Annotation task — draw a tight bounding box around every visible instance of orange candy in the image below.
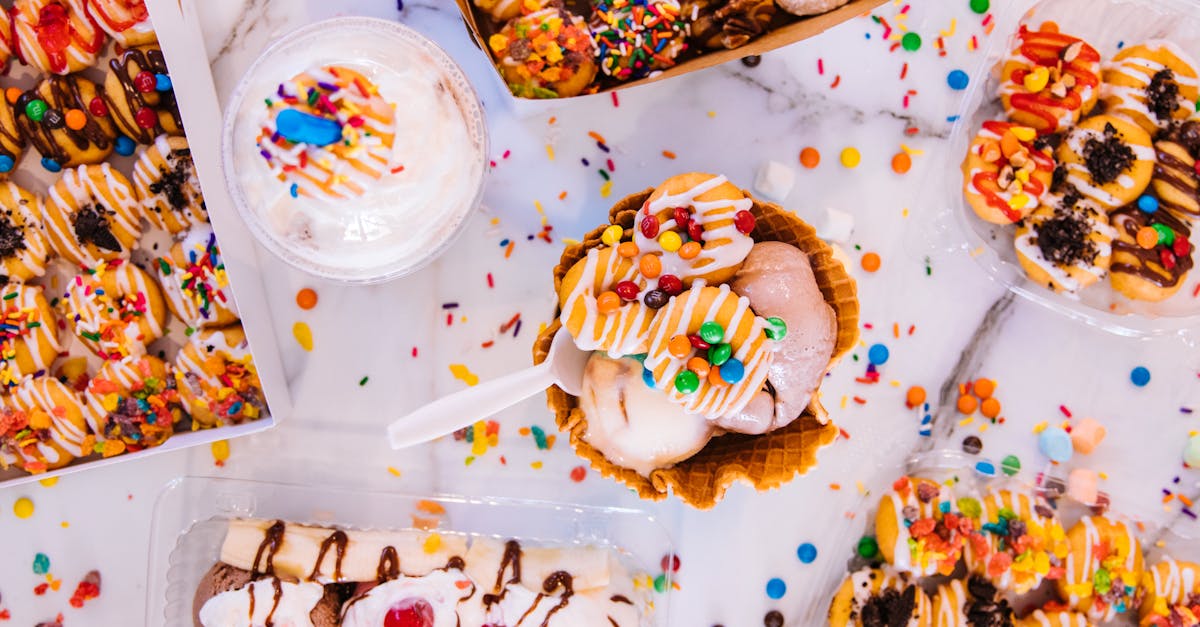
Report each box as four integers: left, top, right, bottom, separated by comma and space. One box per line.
957, 394, 978, 415
1136, 226, 1158, 249
295, 288, 318, 310
973, 378, 995, 399
1000, 131, 1022, 158
687, 357, 710, 378
64, 109, 87, 131
617, 242, 639, 257
891, 152, 912, 174
5, 88, 20, 105
596, 291, 620, 314
708, 367, 728, 386
800, 147, 820, 168
906, 385, 926, 409
861, 252, 881, 273
678, 241, 701, 260
980, 397, 1001, 419
639, 254, 662, 279
668, 334, 692, 359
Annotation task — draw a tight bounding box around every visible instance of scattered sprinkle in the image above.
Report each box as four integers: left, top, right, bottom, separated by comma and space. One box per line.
292, 322, 313, 351
13, 497, 33, 519
449, 364, 479, 387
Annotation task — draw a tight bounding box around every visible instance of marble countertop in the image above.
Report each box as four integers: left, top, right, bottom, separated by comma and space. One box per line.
3, 0, 1199, 625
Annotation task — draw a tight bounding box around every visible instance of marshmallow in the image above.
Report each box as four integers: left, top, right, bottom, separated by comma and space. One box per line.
753, 160, 795, 202
1070, 418, 1106, 455
1185, 434, 1200, 467
1038, 427, 1073, 463
1067, 468, 1099, 504
813, 207, 855, 243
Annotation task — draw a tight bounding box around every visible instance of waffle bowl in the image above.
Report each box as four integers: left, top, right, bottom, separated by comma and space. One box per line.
533, 185, 859, 509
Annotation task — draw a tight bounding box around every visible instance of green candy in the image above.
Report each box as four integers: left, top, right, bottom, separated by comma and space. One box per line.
699, 321, 724, 344
1001, 454, 1021, 477
856, 536, 879, 559
957, 497, 982, 519
708, 343, 732, 367
901, 32, 921, 52
1154, 223, 1176, 246
653, 573, 668, 593
674, 370, 699, 394
765, 316, 787, 340
969, 0, 989, 13
25, 99, 47, 122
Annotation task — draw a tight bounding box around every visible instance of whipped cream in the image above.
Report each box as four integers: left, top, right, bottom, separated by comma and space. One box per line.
198, 578, 324, 627
341, 569, 473, 627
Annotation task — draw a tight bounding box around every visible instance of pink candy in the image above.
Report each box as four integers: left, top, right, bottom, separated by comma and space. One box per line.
1070, 417, 1107, 455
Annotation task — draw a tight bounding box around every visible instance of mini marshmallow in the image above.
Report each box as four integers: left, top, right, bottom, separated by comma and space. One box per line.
753, 160, 795, 202
1070, 418, 1107, 455
1038, 427, 1073, 463
1185, 434, 1200, 468
1067, 468, 1099, 505
813, 207, 855, 243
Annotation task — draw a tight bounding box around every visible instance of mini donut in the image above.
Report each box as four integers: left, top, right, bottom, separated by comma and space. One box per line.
0, 182, 51, 282
875, 476, 970, 577
1057, 515, 1144, 624
84, 0, 155, 47
591, 0, 688, 81
102, 45, 183, 145
1016, 610, 1092, 627
257, 65, 395, 200
132, 135, 206, 234
965, 489, 1070, 594
1056, 115, 1155, 211
1101, 40, 1199, 135
83, 354, 181, 456
174, 323, 266, 428
155, 225, 239, 329
1014, 199, 1116, 294
14, 75, 117, 170
0, 376, 89, 473
0, 283, 62, 390
1138, 559, 1200, 625
1151, 120, 1200, 221
685, 0, 775, 50
642, 283, 773, 419
776, 0, 848, 17
558, 246, 653, 356
828, 568, 932, 627
1109, 202, 1193, 302
0, 81, 27, 177
488, 7, 598, 98
932, 577, 1014, 627
61, 260, 167, 360
998, 23, 1101, 133
0, 10, 12, 69
473, 0, 524, 21
962, 120, 1056, 224
10, 0, 106, 75
42, 163, 142, 267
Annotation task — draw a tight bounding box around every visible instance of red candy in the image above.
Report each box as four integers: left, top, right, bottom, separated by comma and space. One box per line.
734, 210, 756, 234
1174, 237, 1190, 257
658, 274, 682, 296
89, 97, 109, 117
1161, 248, 1177, 270
661, 554, 681, 572
688, 334, 710, 350
615, 280, 639, 301
384, 598, 435, 627
639, 215, 659, 239
135, 106, 157, 129
673, 207, 689, 227
687, 219, 704, 243
134, 71, 156, 93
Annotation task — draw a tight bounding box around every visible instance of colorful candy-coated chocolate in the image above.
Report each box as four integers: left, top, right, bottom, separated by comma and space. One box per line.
601, 224, 623, 246
867, 343, 889, 365
1000, 455, 1021, 476
719, 359, 745, 384
668, 334, 692, 359
707, 343, 731, 366
658, 274, 682, 296
675, 370, 699, 394
764, 316, 787, 340
678, 241, 700, 259
617, 241, 639, 257
699, 321, 724, 344
643, 289, 668, 309
615, 280, 639, 301
687, 220, 704, 243
640, 215, 660, 239
155, 73, 172, 92
64, 109, 87, 131
1038, 427, 1073, 463
687, 357, 710, 378
1070, 417, 1106, 454
659, 230, 682, 252
856, 536, 878, 558
114, 136, 136, 156
135, 107, 158, 129
596, 291, 620, 314
673, 207, 690, 226
25, 99, 47, 122
275, 109, 344, 147
42, 109, 64, 129
639, 254, 661, 279
796, 543, 817, 564
1137, 194, 1158, 214
40, 158, 61, 173
688, 334, 710, 350
708, 367, 728, 386
134, 71, 157, 93
905, 386, 926, 408
1130, 366, 1151, 387
1154, 223, 1175, 246
0, 155, 13, 173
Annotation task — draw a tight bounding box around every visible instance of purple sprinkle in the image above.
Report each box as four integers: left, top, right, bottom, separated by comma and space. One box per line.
316, 81, 339, 91
276, 84, 286, 97
513, 319, 522, 337
597, 142, 610, 153
259, 149, 272, 160
1163, 488, 1173, 495
581, 158, 590, 166
1185, 507, 1197, 520
442, 303, 459, 309
1175, 476, 1182, 484
1182, 407, 1194, 414
397, 0, 403, 8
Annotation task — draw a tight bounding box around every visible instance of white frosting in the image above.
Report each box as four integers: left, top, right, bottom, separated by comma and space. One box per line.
934, 579, 967, 627
1062, 126, 1154, 209
1150, 558, 1199, 608
44, 164, 140, 266
1014, 208, 1115, 294
13, 378, 86, 458
198, 578, 324, 627
1101, 40, 1199, 128
341, 569, 472, 627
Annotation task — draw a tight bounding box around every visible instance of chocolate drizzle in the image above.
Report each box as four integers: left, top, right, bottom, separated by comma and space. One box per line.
251, 520, 286, 575
1146, 69, 1180, 122
71, 204, 121, 252
446, 555, 466, 571
309, 529, 348, 582
539, 571, 575, 625
484, 539, 525, 608
376, 545, 400, 582
15, 76, 113, 167
104, 47, 181, 143
1082, 122, 1135, 185
1110, 203, 1194, 287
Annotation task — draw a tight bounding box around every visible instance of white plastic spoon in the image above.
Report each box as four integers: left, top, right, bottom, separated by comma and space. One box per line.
386, 329, 591, 449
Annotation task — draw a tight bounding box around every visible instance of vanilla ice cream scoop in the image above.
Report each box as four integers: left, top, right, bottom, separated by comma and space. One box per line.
720, 242, 836, 434
198, 577, 327, 627
340, 569, 474, 627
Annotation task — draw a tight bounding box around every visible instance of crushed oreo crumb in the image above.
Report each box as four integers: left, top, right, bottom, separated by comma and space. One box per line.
964, 576, 1015, 627
1050, 164, 1068, 193
72, 204, 122, 252
1173, 120, 1200, 155
1082, 122, 1135, 185
1146, 69, 1180, 122
860, 585, 918, 627
147, 157, 193, 211
1035, 209, 1097, 266
0, 214, 27, 258
1033, 133, 1062, 152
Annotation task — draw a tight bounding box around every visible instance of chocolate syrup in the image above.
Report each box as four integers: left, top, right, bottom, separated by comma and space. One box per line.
376, 545, 400, 582
309, 529, 348, 582
251, 520, 286, 575
104, 47, 182, 143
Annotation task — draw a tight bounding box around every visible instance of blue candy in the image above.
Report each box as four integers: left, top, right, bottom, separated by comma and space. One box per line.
1130, 366, 1151, 387
975, 460, 997, 476
155, 73, 172, 92
40, 157, 61, 173
765, 578, 786, 600
868, 343, 889, 366
719, 358, 744, 384
1137, 195, 1159, 214
642, 368, 655, 388
275, 109, 343, 146
947, 69, 969, 90
796, 543, 817, 564
115, 135, 136, 156
1038, 427, 1073, 463
0, 155, 13, 173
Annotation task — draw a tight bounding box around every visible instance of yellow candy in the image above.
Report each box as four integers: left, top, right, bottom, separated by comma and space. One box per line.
1008, 193, 1030, 209
423, 533, 442, 554
449, 364, 479, 386
1023, 66, 1050, 93
292, 322, 313, 352
211, 440, 230, 463
1011, 126, 1037, 142
840, 147, 861, 168
658, 231, 682, 252
601, 225, 624, 246
1015, 169, 1030, 183
13, 497, 33, 519
38, 476, 58, 488
488, 34, 507, 53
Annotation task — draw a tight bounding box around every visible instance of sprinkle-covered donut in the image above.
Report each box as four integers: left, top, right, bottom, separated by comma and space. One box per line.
0, 283, 62, 391
965, 489, 1070, 594
102, 45, 182, 145
14, 75, 117, 171
61, 259, 167, 360
0, 182, 51, 282
10, 0, 106, 75
489, 7, 599, 98
998, 23, 1101, 134
0, 376, 89, 473
875, 476, 973, 577
82, 354, 181, 456
42, 163, 142, 267
962, 120, 1056, 224
132, 135, 206, 234
1014, 200, 1115, 294
1056, 115, 1155, 211
1101, 40, 1199, 135
174, 323, 266, 428
155, 225, 239, 329
84, 0, 154, 47
590, 0, 688, 81
1057, 515, 1144, 623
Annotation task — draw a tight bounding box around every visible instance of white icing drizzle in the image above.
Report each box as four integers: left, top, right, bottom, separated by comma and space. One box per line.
134, 134, 207, 231
882, 479, 954, 577
1063, 516, 1137, 622
0, 284, 61, 382
44, 164, 140, 266
1063, 127, 1154, 208
0, 182, 49, 276
11, 0, 100, 73
1014, 209, 1116, 294
13, 377, 86, 457
560, 247, 649, 358
64, 263, 162, 358
934, 579, 967, 627
1101, 40, 1199, 127
159, 225, 239, 327
1023, 610, 1089, 627
1151, 558, 1200, 608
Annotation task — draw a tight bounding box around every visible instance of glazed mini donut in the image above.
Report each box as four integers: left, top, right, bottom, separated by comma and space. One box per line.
83, 354, 181, 456
998, 23, 1101, 134
473, 0, 523, 21
932, 577, 1014, 627
1138, 559, 1200, 625
102, 45, 183, 145
488, 7, 598, 98
0, 9, 12, 69
1014, 201, 1116, 294
0, 283, 62, 390
0, 376, 89, 473
0, 82, 27, 177
1151, 120, 1200, 221
965, 489, 1070, 594
828, 568, 932, 627
10, 0, 106, 75
1057, 115, 1155, 211
174, 323, 266, 428
14, 75, 118, 170
558, 246, 653, 357
84, 0, 155, 47
1101, 40, 1199, 135
42, 163, 142, 267
155, 225, 239, 329
1109, 202, 1193, 302
256, 65, 395, 200
591, 1, 688, 81
132, 135, 206, 234
875, 476, 971, 576
962, 120, 1056, 224
642, 283, 773, 419
0, 182, 51, 282
1057, 515, 1144, 623
1016, 610, 1092, 627
61, 260, 167, 360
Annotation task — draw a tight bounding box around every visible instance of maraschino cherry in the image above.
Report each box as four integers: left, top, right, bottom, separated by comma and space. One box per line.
383, 598, 435, 627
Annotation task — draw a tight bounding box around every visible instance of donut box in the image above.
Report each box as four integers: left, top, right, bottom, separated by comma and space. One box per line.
0, 1, 292, 487
455, 0, 888, 103
930, 0, 1200, 337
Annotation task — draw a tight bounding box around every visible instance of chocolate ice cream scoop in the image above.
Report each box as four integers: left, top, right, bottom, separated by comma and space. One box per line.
192, 563, 341, 627
719, 241, 836, 434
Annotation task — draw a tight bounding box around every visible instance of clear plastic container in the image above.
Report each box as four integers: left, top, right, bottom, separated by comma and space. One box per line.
221, 17, 489, 284
145, 477, 672, 626
926, 0, 1200, 339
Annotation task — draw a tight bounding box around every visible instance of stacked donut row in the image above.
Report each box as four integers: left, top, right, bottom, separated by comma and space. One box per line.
961, 23, 1200, 302
0, 1, 267, 475
830, 476, 1196, 627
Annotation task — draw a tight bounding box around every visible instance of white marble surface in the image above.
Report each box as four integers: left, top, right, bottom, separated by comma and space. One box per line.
2, 0, 1200, 625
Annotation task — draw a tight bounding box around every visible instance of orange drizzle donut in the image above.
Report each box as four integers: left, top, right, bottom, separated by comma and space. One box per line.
11, 0, 106, 75
132, 135, 206, 234
998, 23, 1101, 133
1057, 515, 1144, 623
83, 0, 153, 47
155, 225, 238, 329
0, 376, 89, 473
558, 246, 652, 357
962, 120, 1056, 224
14, 75, 117, 170
42, 163, 142, 267
82, 354, 181, 456
0, 182, 51, 282
60, 260, 167, 360
1101, 40, 1199, 135
1056, 115, 1155, 211
174, 324, 266, 428
0, 283, 62, 390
